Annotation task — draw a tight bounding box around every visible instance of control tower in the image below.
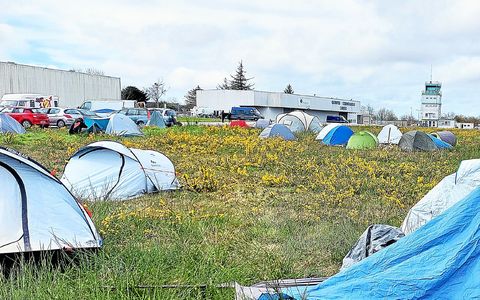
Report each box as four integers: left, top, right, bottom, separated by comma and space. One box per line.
421, 81, 442, 127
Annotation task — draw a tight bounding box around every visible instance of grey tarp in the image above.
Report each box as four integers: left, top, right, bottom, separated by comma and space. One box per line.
0, 114, 25, 134
235, 277, 327, 300
340, 224, 404, 271
432, 131, 457, 146
398, 130, 437, 151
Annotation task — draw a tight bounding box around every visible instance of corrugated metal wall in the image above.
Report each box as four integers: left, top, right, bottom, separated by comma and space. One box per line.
0, 62, 121, 107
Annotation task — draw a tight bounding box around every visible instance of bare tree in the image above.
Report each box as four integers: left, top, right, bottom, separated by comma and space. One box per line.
376, 108, 398, 121
145, 79, 168, 105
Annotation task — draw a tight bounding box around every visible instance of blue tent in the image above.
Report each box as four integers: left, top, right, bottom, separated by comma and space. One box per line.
259, 124, 296, 141
146, 111, 166, 128
0, 114, 25, 134
106, 114, 143, 137
280, 187, 480, 299
428, 134, 453, 150
84, 117, 110, 133
322, 125, 353, 146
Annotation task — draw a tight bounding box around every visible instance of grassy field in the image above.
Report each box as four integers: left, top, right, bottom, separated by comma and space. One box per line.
1, 125, 480, 299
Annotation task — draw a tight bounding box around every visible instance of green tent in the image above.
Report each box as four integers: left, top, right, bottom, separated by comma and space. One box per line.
346, 131, 378, 150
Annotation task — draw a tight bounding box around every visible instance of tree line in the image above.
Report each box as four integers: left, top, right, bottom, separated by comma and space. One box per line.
122, 60, 295, 111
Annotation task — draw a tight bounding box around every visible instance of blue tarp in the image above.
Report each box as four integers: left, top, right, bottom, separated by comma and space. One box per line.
322, 125, 353, 146
281, 187, 480, 299
84, 117, 110, 133
429, 134, 453, 150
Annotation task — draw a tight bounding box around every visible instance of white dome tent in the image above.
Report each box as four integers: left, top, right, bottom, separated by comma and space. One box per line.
0, 147, 101, 255
276, 110, 323, 133
378, 124, 403, 144
106, 114, 143, 137
61, 141, 179, 201
315, 123, 341, 140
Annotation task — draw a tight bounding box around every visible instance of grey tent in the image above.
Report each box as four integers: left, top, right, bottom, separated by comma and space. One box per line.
254, 119, 271, 129
432, 131, 457, 146
0, 114, 25, 134
340, 224, 404, 271
259, 124, 296, 140
398, 130, 437, 151
106, 113, 143, 137
147, 111, 166, 128
276, 110, 323, 133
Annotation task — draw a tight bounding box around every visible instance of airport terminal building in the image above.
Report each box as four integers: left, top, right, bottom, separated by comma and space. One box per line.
196, 89, 361, 123
0, 61, 121, 107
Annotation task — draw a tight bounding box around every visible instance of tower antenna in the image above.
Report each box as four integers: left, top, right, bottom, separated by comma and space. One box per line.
430, 64, 433, 82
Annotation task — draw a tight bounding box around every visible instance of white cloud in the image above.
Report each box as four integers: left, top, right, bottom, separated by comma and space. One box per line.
1, 0, 480, 113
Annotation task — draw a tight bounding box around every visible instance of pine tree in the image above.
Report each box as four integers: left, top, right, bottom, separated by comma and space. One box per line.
284, 84, 294, 94
217, 77, 230, 90
229, 61, 254, 90
184, 85, 202, 109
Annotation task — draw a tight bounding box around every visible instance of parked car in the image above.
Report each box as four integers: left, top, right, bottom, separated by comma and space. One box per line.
39, 107, 77, 127
227, 107, 263, 121
0, 107, 49, 128
148, 108, 178, 127
60, 108, 101, 120
78, 100, 136, 117
326, 115, 348, 123
117, 108, 150, 126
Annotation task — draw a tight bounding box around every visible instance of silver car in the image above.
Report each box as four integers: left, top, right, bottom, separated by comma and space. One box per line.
39, 107, 80, 127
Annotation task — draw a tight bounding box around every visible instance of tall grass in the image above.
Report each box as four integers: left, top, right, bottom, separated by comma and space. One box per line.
1, 126, 479, 299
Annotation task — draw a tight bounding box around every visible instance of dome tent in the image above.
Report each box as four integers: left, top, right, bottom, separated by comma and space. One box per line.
61, 141, 179, 201
0, 114, 25, 134
147, 111, 166, 128
106, 114, 143, 137
315, 123, 341, 141
276, 110, 323, 133
346, 131, 378, 149
254, 119, 271, 129
259, 124, 296, 141
432, 131, 457, 146
399, 130, 450, 151
322, 125, 354, 146
377, 124, 402, 144
0, 147, 101, 255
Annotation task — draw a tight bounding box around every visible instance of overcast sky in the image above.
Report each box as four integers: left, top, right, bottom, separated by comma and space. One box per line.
1, 0, 479, 115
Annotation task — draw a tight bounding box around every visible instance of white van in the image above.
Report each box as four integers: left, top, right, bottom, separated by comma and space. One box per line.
78, 100, 136, 116
0, 94, 59, 108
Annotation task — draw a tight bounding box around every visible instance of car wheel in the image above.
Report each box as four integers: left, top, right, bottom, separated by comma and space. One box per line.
57, 120, 65, 128
22, 120, 32, 128
137, 121, 145, 127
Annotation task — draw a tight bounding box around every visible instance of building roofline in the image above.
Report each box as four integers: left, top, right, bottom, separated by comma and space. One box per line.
0, 61, 121, 80
199, 89, 360, 103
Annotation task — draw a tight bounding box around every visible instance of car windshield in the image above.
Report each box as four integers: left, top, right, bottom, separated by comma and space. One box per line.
0, 100, 18, 106
78, 109, 98, 117
166, 110, 176, 116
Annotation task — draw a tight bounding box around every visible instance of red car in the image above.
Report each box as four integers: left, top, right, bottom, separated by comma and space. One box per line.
0, 107, 50, 128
